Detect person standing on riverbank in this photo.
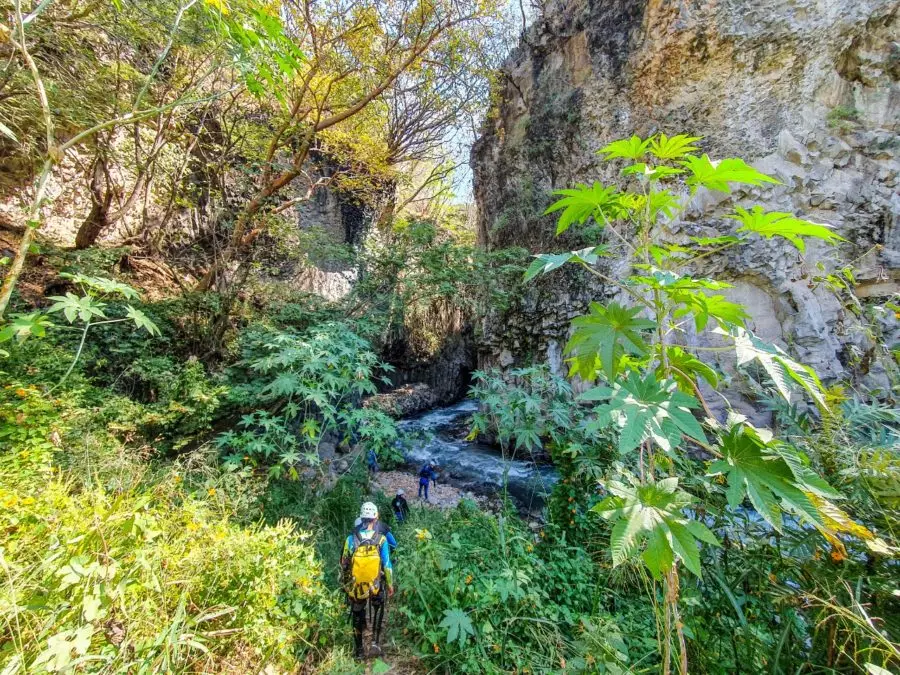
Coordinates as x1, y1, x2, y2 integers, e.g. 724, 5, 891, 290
418, 462, 437, 501
392, 489, 409, 523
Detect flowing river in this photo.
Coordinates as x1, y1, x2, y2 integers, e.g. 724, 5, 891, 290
397, 400, 558, 513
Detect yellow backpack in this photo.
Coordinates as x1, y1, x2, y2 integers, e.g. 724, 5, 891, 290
349, 530, 384, 601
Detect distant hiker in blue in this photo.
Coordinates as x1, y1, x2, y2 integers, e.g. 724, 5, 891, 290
366, 448, 378, 475
418, 461, 437, 501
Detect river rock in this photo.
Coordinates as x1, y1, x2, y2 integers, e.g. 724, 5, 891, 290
363, 382, 439, 418
318, 441, 337, 463
471, 0, 899, 400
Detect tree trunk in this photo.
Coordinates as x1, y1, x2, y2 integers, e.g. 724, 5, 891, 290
74, 157, 112, 249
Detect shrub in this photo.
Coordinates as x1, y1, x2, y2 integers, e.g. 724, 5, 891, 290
0, 453, 343, 673
396, 503, 631, 673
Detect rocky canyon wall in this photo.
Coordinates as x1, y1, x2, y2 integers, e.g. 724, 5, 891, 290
472, 0, 899, 406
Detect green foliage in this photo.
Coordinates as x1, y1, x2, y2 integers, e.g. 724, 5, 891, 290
0, 457, 341, 673
709, 421, 838, 531
566, 302, 655, 381
594, 473, 719, 578
469, 367, 617, 547
356, 219, 525, 360
221, 322, 398, 473
469, 366, 582, 454
730, 205, 845, 252
827, 105, 861, 129
523, 246, 609, 282
527, 132, 875, 670
726, 326, 827, 406
582, 373, 707, 455
397, 504, 631, 674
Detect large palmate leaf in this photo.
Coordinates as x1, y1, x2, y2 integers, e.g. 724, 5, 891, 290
671, 290, 749, 331
523, 246, 609, 282
0, 312, 52, 344
565, 302, 654, 380
682, 155, 780, 193
708, 423, 834, 531
730, 205, 845, 252
60, 272, 141, 300
125, 306, 161, 336
628, 189, 680, 220
648, 133, 702, 160
580, 372, 707, 454
717, 327, 826, 407
439, 608, 476, 647
545, 183, 627, 234
593, 473, 719, 578
47, 293, 107, 324
598, 135, 652, 161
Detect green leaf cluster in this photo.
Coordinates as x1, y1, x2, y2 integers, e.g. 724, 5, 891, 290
594, 474, 719, 578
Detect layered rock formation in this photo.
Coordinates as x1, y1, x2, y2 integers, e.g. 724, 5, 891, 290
472, 0, 899, 399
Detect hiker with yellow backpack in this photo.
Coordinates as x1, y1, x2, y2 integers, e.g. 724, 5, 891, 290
341, 501, 394, 659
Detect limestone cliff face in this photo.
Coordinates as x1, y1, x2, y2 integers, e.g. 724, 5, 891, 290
472, 0, 899, 400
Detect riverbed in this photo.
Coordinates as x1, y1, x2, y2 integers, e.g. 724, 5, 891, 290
397, 400, 558, 513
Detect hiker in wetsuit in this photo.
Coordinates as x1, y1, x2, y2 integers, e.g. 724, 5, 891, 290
341, 502, 394, 659
418, 462, 437, 501
392, 489, 409, 523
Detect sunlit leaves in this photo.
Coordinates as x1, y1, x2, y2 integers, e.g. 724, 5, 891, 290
523, 246, 609, 282
565, 302, 654, 381
593, 474, 719, 578
730, 206, 844, 252
47, 293, 107, 324
670, 291, 749, 331
708, 423, 834, 531
0, 312, 52, 344
628, 189, 680, 220
545, 183, 626, 234
60, 273, 140, 300
469, 366, 580, 455
628, 269, 747, 330
719, 327, 826, 407
125, 306, 161, 336
581, 372, 707, 454
598, 135, 652, 161
223, 322, 398, 468
682, 155, 780, 193
648, 134, 702, 160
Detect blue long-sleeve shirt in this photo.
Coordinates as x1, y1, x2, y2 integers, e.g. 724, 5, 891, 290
419, 464, 437, 485
352, 519, 397, 550
342, 527, 393, 588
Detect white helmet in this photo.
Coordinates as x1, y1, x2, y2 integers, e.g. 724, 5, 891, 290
360, 502, 378, 519
397, 489, 405, 496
